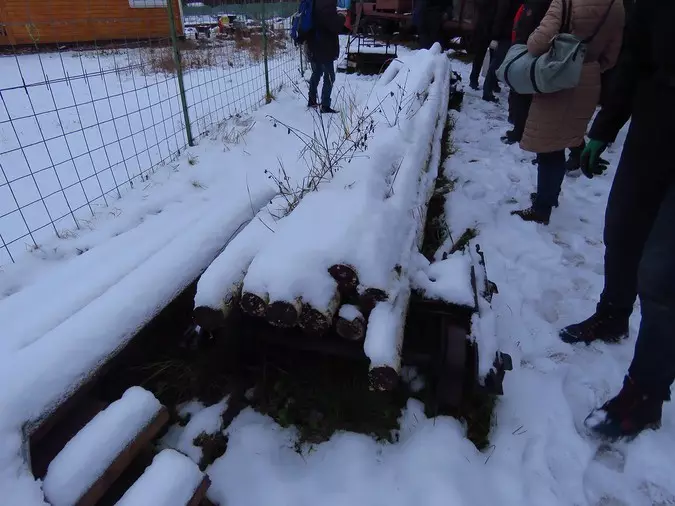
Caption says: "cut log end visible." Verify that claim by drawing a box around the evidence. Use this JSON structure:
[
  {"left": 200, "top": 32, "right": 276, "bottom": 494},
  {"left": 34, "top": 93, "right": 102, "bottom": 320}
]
[
  {"left": 240, "top": 291, "right": 269, "bottom": 317},
  {"left": 193, "top": 306, "right": 226, "bottom": 333},
  {"left": 336, "top": 312, "right": 366, "bottom": 341},
  {"left": 328, "top": 264, "right": 360, "bottom": 293},
  {"left": 298, "top": 291, "right": 341, "bottom": 337},
  {"left": 360, "top": 287, "right": 389, "bottom": 313},
  {"left": 265, "top": 299, "right": 301, "bottom": 328},
  {"left": 369, "top": 366, "right": 400, "bottom": 392}
]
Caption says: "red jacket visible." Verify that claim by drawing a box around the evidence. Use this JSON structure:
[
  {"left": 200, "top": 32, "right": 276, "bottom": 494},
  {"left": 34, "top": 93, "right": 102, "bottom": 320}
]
[{"left": 512, "top": 4, "right": 525, "bottom": 43}]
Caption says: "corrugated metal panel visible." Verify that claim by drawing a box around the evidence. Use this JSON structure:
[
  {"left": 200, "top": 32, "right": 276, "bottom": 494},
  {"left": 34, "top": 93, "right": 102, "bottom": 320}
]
[{"left": 0, "top": 0, "right": 183, "bottom": 46}]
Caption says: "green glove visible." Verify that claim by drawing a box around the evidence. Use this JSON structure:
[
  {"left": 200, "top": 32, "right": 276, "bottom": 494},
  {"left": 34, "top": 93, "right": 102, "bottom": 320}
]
[{"left": 580, "top": 139, "right": 609, "bottom": 179}]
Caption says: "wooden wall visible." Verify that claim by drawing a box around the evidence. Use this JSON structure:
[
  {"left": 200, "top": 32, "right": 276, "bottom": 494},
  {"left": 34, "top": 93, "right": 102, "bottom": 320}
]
[{"left": 0, "top": 0, "right": 183, "bottom": 47}]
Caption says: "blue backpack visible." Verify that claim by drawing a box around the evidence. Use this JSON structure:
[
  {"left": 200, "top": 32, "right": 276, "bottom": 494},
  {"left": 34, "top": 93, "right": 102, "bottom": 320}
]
[{"left": 291, "top": 0, "right": 314, "bottom": 45}]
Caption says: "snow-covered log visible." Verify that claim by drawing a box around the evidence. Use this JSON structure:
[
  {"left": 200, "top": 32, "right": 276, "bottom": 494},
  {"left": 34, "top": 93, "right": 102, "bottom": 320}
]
[
  {"left": 362, "top": 46, "right": 451, "bottom": 389},
  {"left": 194, "top": 206, "right": 278, "bottom": 331},
  {"left": 43, "top": 387, "right": 168, "bottom": 506},
  {"left": 240, "top": 289, "right": 269, "bottom": 317},
  {"left": 265, "top": 297, "right": 302, "bottom": 328},
  {"left": 298, "top": 289, "right": 341, "bottom": 336},
  {"left": 328, "top": 264, "right": 359, "bottom": 295},
  {"left": 336, "top": 304, "right": 366, "bottom": 341},
  {"left": 116, "top": 449, "right": 209, "bottom": 506}
]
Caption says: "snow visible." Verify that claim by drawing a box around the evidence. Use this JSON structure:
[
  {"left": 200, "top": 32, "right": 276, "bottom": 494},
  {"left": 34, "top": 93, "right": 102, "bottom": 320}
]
[
  {"left": 412, "top": 253, "right": 475, "bottom": 307},
  {"left": 115, "top": 449, "right": 205, "bottom": 506},
  {"left": 4, "top": 43, "right": 675, "bottom": 506},
  {"left": 194, "top": 205, "right": 278, "bottom": 312},
  {"left": 338, "top": 304, "right": 361, "bottom": 322},
  {"left": 159, "top": 398, "right": 228, "bottom": 464},
  {"left": 42, "top": 387, "right": 161, "bottom": 506}
]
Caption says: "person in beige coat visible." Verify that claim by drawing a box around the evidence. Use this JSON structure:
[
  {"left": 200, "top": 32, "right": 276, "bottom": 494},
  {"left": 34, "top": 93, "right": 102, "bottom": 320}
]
[{"left": 511, "top": 0, "right": 624, "bottom": 225}]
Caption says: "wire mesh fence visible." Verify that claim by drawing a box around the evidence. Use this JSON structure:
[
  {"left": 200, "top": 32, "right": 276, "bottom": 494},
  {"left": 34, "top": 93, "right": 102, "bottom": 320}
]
[{"left": 0, "top": 0, "right": 300, "bottom": 264}]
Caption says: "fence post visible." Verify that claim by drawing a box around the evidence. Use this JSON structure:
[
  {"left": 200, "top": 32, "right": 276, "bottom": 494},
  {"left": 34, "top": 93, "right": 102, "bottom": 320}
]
[
  {"left": 262, "top": 2, "right": 272, "bottom": 103},
  {"left": 167, "top": 0, "right": 194, "bottom": 147}
]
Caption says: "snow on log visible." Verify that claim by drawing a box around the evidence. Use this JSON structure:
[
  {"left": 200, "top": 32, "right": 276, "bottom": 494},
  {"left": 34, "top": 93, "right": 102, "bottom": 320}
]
[
  {"left": 43, "top": 387, "right": 167, "bottom": 506},
  {"left": 362, "top": 47, "right": 451, "bottom": 389},
  {"left": 116, "top": 449, "right": 209, "bottom": 506},
  {"left": 194, "top": 206, "right": 278, "bottom": 331},
  {"left": 364, "top": 284, "right": 411, "bottom": 391},
  {"left": 411, "top": 253, "right": 476, "bottom": 309},
  {"left": 265, "top": 297, "right": 302, "bottom": 328},
  {"left": 298, "top": 288, "right": 341, "bottom": 336},
  {"left": 336, "top": 304, "right": 366, "bottom": 341},
  {"left": 240, "top": 289, "right": 269, "bottom": 317},
  {"left": 328, "top": 264, "right": 360, "bottom": 295}
]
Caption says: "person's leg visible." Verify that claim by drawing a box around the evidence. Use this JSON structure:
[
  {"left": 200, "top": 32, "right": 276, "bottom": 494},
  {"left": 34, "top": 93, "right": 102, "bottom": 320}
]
[
  {"left": 509, "top": 92, "right": 532, "bottom": 141},
  {"left": 560, "top": 121, "right": 669, "bottom": 344},
  {"left": 511, "top": 150, "right": 565, "bottom": 224},
  {"left": 483, "top": 39, "right": 510, "bottom": 101},
  {"left": 629, "top": 178, "right": 675, "bottom": 400},
  {"left": 320, "top": 62, "right": 336, "bottom": 110},
  {"left": 534, "top": 150, "right": 566, "bottom": 213},
  {"left": 586, "top": 179, "right": 675, "bottom": 439},
  {"left": 600, "top": 128, "right": 668, "bottom": 315},
  {"left": 469, "top": 36, "right": 490, "bottom": 87},
  {"left": 308, "top": 60, "right": 322, "bottom": 106}
]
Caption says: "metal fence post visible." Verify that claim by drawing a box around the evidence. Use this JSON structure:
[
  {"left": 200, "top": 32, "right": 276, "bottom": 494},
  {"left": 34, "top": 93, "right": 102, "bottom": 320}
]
[
  {"left": 167, "top": 0, "right": 194, "bottom": 147},
  {"left": 262, "top": 2, "right": 272, "bottom": 103}
]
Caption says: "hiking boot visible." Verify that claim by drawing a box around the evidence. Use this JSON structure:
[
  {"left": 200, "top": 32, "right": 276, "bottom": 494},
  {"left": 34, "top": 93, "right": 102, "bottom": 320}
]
[
  {"left": 585, "top": 376, "right": 663, "bottom": 440},
  {"left": 482, "top": 94, "right": 499, "bottom": 104},
  {"left": 530, "top": 192, "right": 559, "bottom": 208},
  {"left": 308, "top": 99, "right": 318, "bottom": 108},
  {"left": 559, "top": 307, "right": 629, "bottom": 344},
  {"left": 320, "top": 106, "right": 339, "bottom": 114},
  {"left": 511, "top": 206, "right": 550, "bottom": 225}
]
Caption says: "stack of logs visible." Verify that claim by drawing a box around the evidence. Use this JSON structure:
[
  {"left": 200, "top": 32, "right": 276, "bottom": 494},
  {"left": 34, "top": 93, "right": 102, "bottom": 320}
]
[{"left": 238, "top": 263, "right": 385, "bottom": 342}]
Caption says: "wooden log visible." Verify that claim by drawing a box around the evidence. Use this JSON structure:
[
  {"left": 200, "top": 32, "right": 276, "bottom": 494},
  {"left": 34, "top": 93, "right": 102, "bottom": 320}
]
[
  {"left": 193, "top": 305, "right": 227, "bottom": 334},
  {"left": 335, "top": 304, "right": 366, "bottom": 341},
  {"left": 240, "top": 290, "right": 269, "bottom": 318},
  {"left": 359, "top": 286, "right": 389, "bottom": 314},
  {"left": 328, "top": 264, "right": 359, "bottom": 295},
  {"left": 265, "top": 297, "right": 302, "bottom": 328},
  {"left": 298, "top": 290, "right": 341, "bottom": 336}
]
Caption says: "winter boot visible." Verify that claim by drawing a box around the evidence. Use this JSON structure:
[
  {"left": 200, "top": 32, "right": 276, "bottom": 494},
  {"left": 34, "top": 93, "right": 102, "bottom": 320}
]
[
  {"left": 482, "top": 94, "right": 499, "bottom": 104},
  {"left": 501, "top": 130, "right": 519, "bottom": 145},
  {"left": 469, "top": 79, "right": 480, "bottom": 91},
  {"left": 585, "top": 376, "right": 663, "bottom": 440},
  {"left": 559, "top": 306, "right": 630, "bottom": 344},
  {"left": 511, "top": 207, "right": 550, "bottom": 225},
  {"left": 320, "top": 106, "right": 339, "bottom": 114},
  {"left": 308, "top": 98, "right": 318, "bottom": 108}
]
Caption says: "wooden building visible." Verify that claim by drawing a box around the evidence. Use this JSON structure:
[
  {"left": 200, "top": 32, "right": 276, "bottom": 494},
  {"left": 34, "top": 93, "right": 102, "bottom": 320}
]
[{"left": 0, "top": 0, "right": 184, "bottom": 47}]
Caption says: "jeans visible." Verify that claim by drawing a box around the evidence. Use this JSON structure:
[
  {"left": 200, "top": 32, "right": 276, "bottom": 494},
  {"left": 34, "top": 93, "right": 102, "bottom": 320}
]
[
  {"left": 309, "top": 61, "right": 336, "bottom": 108},
  {"left": 533, "top": 150, "right": 566, "bottom": 214},
  {"left": 483, "top": 39, "right": 510, "bottom": 99},
  {"left": 469, "top": 33, "right": 491, "bottom": 85}
]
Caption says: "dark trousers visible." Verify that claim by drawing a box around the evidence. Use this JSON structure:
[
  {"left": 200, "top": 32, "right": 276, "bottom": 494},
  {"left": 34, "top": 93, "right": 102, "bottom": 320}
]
[
  {"left": 308, "top": 60, "right": 336, "bottom": 108},
  {"left": 599, "top": 115, "right": 675, "bottom": 399},
  {"left": 483, "top": 39, "right": 510, "bottom": 99},
  {"left": 419, "top": 6, "right": 442, "bottom": 50},
  {"left": 533, "top": 150, "right": 566, "bottom": 214},
  {"left": 469, "top": 33, "right": 491, "bottom": 85},
  {"left": 508, "top": 91, "right": 532, "bottom": 141}
]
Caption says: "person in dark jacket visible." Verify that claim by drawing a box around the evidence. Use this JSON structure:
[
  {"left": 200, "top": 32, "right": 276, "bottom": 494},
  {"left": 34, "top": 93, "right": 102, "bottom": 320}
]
[
  {"left": 483, "top": 0, "right": 522, "bottom": 102},
  {"left": 502, "top": 0, "right": 552, "bottom": 144},
  {"left": 469, "top": 0, "right": 498, "bottom": 90},
  {"left": 306, "top": 0, "right": 346, "bottom": 113},
  {"left": 564, "top": 0, "right": 633, "bottom": 174},
  {"left": 558, "top": 0, "right": 675, "bottom": 439},
  {"left": 419, "top": 0, "right": 449, "bottom": 49}
]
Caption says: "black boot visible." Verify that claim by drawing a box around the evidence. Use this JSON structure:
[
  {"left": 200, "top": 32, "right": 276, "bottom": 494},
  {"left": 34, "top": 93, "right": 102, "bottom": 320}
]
[
  {"left": 482, "top": 94, "right": 499, "bottom": 103},
  {"left": 559, "top": 306, "right": 630, "bottom": 344},
  {"left": 469, "top": 79, "right": 480, "bottom": 91},
  {"left": 308, "top": 98, "right": 318, "bottom": 108},
  {"left": 320, "top": 105, "right": 339, "bottom": 114},
  {"left": 585, "top": 376, "right": 663, "bottom": 440},
  {"left": 511, "top": 206, "right": 550, "bottom": 225},
  {"left": 501, "top": 130, "right": 519, "bottom": 145}
]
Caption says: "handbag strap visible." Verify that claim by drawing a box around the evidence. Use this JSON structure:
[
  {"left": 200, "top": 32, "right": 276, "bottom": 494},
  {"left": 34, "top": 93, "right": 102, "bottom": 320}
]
[
  {"left": 560, "top": 0, "right": 572, "bottom": 34},
  {"left": 582, "top": 0, "right": 617, "bottom": 44}
]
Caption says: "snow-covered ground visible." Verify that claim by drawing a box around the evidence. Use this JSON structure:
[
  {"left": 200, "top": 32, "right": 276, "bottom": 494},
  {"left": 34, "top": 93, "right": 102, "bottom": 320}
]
[
  {"left": 3, "top": 46, "right": 675, "bottom": 505},
  {"left": 164, "top": 58, "right": 674, "bottom": 506},
  {"left": 0, "top": 37, "right": 297, "bottom": 263}
]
